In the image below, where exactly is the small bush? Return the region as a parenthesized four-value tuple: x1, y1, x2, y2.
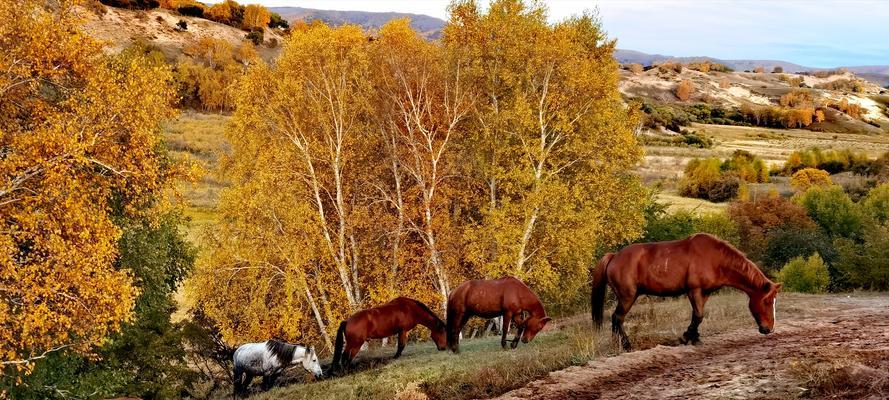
(176, 20, 188, 30)
(268, 12, 289, 29)
(790, 168, 832, 191)
(246, 29, 264, 45)
(675, 79, 693, 101)
(728, 192, 817, 262)
(680, 130, 713, 148)
(777, 253, 830, 293)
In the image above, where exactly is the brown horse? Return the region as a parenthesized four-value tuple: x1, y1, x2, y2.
(329, 297, 446, 371)
(446, 277, 551, 353)
(591, 233, 781, 350)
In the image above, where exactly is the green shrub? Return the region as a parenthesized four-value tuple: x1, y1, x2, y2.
(796, 185, 863, 239)
(834, 221, 889, 291)
(268, 12, 289, 29)
(861, 183, 889, 225)
(763, 227, 836, 273)
(246, 28, 264, 45)
(777, 253, 830, 293)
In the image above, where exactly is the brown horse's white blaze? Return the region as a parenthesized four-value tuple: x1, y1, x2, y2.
(591, 233, 781, 350)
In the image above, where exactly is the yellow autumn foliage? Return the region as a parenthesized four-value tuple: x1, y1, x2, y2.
(1, 0, 180, 369)
(190, 0, 646, 351)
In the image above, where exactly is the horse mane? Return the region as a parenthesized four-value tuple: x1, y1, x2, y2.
(412, 299, 445, 328)
(695, 233, 770, 291)
(265, 339, 301, 365)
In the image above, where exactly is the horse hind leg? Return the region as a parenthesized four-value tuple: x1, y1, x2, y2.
(611, 291, 637, 351)
(233, 365, 244, 397)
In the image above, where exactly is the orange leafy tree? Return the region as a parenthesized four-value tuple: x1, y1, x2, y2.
(1, 0, 180, 372)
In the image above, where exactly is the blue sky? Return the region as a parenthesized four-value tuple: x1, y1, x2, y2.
(255, 0, 889, 68)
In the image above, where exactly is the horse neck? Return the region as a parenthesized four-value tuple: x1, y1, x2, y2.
(414, 306, 442, 330)
(719, 257, 769, 297)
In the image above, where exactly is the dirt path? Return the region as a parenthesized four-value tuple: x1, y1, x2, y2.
(492, 295, 889, 400)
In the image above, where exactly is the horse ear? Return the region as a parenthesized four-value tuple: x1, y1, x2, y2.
(774, 283, 782, 292)
(540, 317, 552, 326)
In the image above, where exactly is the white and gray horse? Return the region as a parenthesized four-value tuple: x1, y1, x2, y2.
(233, 340, 323, 396)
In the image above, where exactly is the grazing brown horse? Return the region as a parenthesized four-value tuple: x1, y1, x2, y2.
(591, 233, 781, 350)
(446, 277, 551, 353)
(330, 297, 446, 371)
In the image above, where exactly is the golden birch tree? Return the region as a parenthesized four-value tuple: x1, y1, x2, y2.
(447, 0, 646, 300)
(371, 20, 473, 308)
(190, 24, 379, 348)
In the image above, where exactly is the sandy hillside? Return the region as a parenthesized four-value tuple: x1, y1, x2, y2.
(620, 67, 889, 133)
(80, 5, 283, 60)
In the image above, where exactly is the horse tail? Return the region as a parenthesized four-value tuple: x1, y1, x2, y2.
(330, 320, 347, 369)
(591, 252, 615, 330)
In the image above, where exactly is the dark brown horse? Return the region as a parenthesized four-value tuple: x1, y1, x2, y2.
(329, 297, 446, 371)
(591, 233, 781, 350)
(446, 277, 551, 353)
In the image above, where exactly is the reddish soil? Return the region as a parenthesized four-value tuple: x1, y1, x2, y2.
(492, 295, 889, 400)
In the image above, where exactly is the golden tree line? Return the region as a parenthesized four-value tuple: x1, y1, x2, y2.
(189, 0, 647, 350)
(2, 0, 187, 370)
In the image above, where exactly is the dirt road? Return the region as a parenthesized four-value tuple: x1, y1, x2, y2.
(492, 295, 889, 400)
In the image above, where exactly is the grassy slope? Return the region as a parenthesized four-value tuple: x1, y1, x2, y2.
(245, 292, 827, 400)
(163, 112, 230, 243)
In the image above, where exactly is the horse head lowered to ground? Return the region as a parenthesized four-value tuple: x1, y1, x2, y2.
(329, 296, 447, 372)
(591, 233, 781, 350)
(446, 277, 551, 353)
(232, 340, 322, 396)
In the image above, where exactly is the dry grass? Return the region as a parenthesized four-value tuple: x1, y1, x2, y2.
(163, 112, 230, 241)
(656, 191, 728, 214)
(639, 123, 889, 212)
(234, 291, 819, 400)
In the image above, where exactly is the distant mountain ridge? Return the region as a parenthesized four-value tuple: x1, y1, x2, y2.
(614, 49, 889, 77)
(269, 7, 447, 39)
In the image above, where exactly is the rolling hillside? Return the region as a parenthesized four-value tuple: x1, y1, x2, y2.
(80, 5, 285, 60)
(614, 49, 889, 86)
(269, 6, 447, 38)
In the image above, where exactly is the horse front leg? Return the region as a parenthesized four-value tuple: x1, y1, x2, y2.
(261, 372, 279, 391)
(501, 311, 513, 349)
(394, 330, 407, 359)
(510, 325, 525, 349)
(681, 289, 707, 345)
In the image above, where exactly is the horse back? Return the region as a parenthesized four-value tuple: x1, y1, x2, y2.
(609, 238, 702, 295)
(457, 277, 543, 317)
